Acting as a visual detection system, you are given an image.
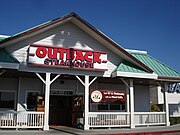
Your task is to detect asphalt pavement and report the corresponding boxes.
[0,124,179,135]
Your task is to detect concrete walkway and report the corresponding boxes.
[0,124,179,135]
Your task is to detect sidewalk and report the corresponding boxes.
[50,124,180,135]
[0,124,179,135]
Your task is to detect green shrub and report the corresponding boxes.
[151,103,161,112]
[170,117,180,125]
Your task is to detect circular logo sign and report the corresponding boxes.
[91,90,102,103]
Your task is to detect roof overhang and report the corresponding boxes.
[157,76,180,82]
[112,71,158,79]
[0,62,19,69]
[0,18,72,48]
[112,71,180,82]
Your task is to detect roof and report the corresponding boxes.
[0,49,19,63]
[0,13,179,81]
[0,37,5,41]
[115,60,148,74]
[0,12,153,74]
[113,50,180,81]
[127,50,180,81]
[0,35,8,41]
[0,48,19,69]
[112,59,158,80]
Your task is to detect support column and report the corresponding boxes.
[130,79,135,128]
[44,73,51,130]
[84,75,89,130]
[121,78,130,126]
[126,85,130,113]
[163,82,170,126]
[76,75,97,130]
[17,77,21,111]
[126,84,130,126]
[36,73,60,130]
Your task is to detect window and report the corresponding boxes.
[98,104,108,110]
[91,101,125,112]
[26,92,39,111]
[0,91,16,109]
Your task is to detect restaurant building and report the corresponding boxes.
[0,13,180,130]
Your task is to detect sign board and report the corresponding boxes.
[91,90,103,103]
[28,44,108,71]
[168,83,180,93]
[91,90,125,103]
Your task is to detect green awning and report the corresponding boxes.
[112,59,157,79]
[130,52,180,78]
[113,50,180,80]
[115,60,148,74]
[0,48,19,69]
[0,49,19,64]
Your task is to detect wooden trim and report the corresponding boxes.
[0,62,19,69]
[112,71,158,79]
[158,76,180,81]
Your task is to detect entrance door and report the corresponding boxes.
[49,95,72,126]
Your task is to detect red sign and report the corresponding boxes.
[91,90,125,103]
[28,44,108,71]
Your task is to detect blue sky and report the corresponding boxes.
[0,0,180,72]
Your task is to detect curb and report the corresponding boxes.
[105,130,180,135]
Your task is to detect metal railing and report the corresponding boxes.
[134,112,166,126]
[0,111,44,128]
[88,112,130,128]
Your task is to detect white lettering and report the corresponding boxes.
[168,83,180,93]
